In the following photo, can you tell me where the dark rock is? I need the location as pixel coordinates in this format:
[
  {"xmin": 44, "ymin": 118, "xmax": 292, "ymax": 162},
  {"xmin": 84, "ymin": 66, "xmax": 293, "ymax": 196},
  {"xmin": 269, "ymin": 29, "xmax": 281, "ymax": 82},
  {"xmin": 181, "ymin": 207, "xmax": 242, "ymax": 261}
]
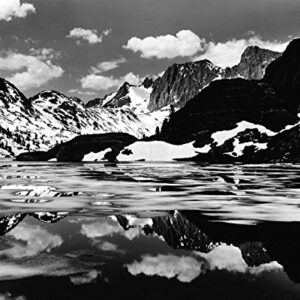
[
  {"xmin": 264, "ymin": 39, "xmax": 300, "ymax": 110},
  {"xmin": 160, "ymin": 79, "xmax": 296, "ymax": 144},
  {"xmin": 16, "ymin": 133, "xmax": 137, "ymax": 162},
  {"xmin": 16, "ymin": 151, "xmax": 54, "ymax": 161},
  {"xmin": 103, "ymin": 82, "xmax": 131, "ymax": 108},
  {"xmin": 142, "ymin": 77, "xmax": 154, "ymax": 89}
]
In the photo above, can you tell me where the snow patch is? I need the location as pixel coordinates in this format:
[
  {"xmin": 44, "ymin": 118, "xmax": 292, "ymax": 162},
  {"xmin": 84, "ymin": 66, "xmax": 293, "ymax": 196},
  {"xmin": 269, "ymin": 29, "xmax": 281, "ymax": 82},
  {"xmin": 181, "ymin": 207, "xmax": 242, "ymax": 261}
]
[
  {"xmin": 83, "ymin": 148, "xmax": 112, "ymax": 162},
  {"xmin": 118, "ymin": 141, "xmax": 205, "ymax": 161},
  {"xmin": 211, "ymin": 121, "xmax": 276, "ymax": 146}
]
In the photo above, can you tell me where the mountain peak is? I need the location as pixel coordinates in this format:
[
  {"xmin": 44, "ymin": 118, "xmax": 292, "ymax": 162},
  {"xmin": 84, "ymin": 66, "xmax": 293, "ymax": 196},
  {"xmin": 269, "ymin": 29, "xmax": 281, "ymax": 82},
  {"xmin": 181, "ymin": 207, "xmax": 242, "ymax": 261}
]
[
  {"xmin": 142, "ymin": 77, "xmax": 154, "ymax": 89},
  {"xmin": 0, "ymin": 78, "xmax": 31, "ymax": 110},
  {"xmin": 241, "ymin": 45, "xmax": 280, "ymax": 62}
]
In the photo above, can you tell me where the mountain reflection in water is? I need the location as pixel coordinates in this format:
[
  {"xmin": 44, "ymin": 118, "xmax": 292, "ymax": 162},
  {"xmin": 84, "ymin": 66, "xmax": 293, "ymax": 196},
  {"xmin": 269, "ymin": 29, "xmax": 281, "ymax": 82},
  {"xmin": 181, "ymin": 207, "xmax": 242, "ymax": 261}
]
[{"xmin": 1, "ymin": 161, "xmax": 300, "ymax": 299}]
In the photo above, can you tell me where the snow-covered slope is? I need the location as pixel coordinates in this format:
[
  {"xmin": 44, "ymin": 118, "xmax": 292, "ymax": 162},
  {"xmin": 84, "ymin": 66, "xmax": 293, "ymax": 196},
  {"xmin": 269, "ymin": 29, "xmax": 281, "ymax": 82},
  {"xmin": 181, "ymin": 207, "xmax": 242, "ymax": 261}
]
[
  {"xmin": 86, "ymin": 81, "xmax": 170, "ymax": 136},
  {"xmin": 0, "ymin": 79, "xmax": 155, "ymax": 157}
]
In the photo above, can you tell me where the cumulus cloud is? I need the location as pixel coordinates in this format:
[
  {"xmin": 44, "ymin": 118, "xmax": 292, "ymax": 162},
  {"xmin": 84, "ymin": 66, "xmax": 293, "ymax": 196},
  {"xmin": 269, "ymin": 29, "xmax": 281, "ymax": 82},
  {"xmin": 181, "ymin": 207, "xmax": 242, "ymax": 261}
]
[
  {"xmin": 194, "ymin": 36, "xmax": 288, "ymax": 68},
  {"xmin": 79, "ymin": 57, "xmax": 142, "ymax": 92},
  {"xmin": 90, "ymin": 58, "xmax": 126, "ymax": 74},
  {"xmin": 126, "ymin": 254, "xmax": 206, "ymax": 283},
  {"xmin": 80, "ymin": 74, "xmax": 121, "ymax": 91},
  {"xmin": 0, "ymin": 223, "xmax": 63, "ymax": 258},
  {"xmin": 80, "ymin": 219, "xmax": 142, "ymax": 240},
  {"xmin": 80, "ymin": 72, "xmax": 142, "ymax": 91},
  {"xmin": 123, "ymin": 30, "xmax": 204, "ymax": 59},
  {"xmin": 126, "ymin": 245, "xmax": 284, "ymax": 283},
  {"xmin": 0, "ymin": 48, "xmax": 64, "ymax": 90},
  {"xmin": 67, "ymin": 28, "xmax": 112, "ymax": 45},
  {"xmin": 0, "ymin": 0, "xmax": 35, "ymax": 21}
]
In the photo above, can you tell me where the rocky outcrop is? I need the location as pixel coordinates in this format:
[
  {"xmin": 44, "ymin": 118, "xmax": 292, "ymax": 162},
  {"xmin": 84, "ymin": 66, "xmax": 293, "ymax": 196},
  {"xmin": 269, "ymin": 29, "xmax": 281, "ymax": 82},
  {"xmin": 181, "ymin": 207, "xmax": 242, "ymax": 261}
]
[
  {"xmin": 148, "ymin": 46, "xmax": 281, "ymax": 111},
  {"xmin": 103, "ymin": 82, "xmax": 131, "ymax": 108},
  {"xmin": 225, "ymin": 46, "xmax": 281, "ymax": 80},
  {"xmin": 16, "ymin": 132, "xmax": 137, "ymax": 162},
  {"xmin": 148, "ymin": 60, "xmax": 222, "ymax": 111}
]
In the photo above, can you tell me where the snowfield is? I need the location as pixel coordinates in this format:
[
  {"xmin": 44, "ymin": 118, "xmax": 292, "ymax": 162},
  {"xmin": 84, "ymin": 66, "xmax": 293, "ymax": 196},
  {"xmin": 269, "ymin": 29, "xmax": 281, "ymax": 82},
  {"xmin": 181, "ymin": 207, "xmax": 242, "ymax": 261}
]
[{"xmin": 117, "ymin": 141, "xmax": 208, "ymax": 161}]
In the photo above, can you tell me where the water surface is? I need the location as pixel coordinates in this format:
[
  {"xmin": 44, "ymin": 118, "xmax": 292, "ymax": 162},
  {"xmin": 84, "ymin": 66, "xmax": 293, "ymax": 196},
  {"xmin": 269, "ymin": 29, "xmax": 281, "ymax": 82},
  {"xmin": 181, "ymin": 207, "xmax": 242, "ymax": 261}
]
[{"xmin": 1, "ymin": 160, "xmax": 300, "ymax": 299}]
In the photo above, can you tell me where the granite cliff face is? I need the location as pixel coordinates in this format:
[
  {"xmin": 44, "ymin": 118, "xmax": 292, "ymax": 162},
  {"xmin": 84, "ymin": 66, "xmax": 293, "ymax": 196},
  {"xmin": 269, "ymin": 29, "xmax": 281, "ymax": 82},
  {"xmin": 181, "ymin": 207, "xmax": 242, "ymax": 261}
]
[
  {"xmin": 148, "ymin": 60, "xmax": 223, "ymax": 111},
  {"xmin": 148, "ymin": 46, "xmax": 281, "ymax": 111},
  {"xmin": 225, "ymin": 46, "xmax": 281, "ymax": 80}
]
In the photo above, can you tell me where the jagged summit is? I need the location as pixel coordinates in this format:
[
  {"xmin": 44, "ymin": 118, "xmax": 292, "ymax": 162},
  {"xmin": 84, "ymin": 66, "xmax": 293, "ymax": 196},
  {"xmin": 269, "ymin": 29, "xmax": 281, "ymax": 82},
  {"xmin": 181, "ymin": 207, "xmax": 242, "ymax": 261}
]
[
  {"xmin": 148, "ymin": 46, "xmax": 281, "ymax": 111},
  {"xmin": 225, "ymin": 46, "xmax": 281, "ymax": 80},
  {"xmin": 148, "ymin": 59, "xmax": 222, "ymax": 111}
]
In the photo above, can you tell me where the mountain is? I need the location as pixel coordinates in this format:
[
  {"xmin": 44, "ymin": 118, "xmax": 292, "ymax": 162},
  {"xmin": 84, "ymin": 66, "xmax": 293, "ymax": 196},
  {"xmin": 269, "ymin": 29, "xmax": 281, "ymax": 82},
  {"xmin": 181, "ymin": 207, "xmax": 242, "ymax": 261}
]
[
  {"xmin": 159, "ymin": 78, "xmax": 295, "ymax": 144},
  {"xmin": 87, "ymin": 46, "xmax": 279, "ymax": 115},
  {"xmin": 0, "ymin": 44, "xmax": 288, "ymax": 159},
  {"xmin": 87, "ymin": 81, "xmax": 152, "ymax": 114},
  {"xmin": 0, "ymin": 83, "xmax": 154, "ymax": 157},
  {"xmin": 148, "ymin": 46, "xmax": 281, "ymax": 111},
  {"xmin": 224, "ymin": 46, "xmax": 281, "ymax": 80},
  {"xmin": 155, "ymin": 38, "xmax": 300, "ymax": 163},
  {"xmin": 148, "ymin": 60, "xmax": 223, "ymax": 111}
]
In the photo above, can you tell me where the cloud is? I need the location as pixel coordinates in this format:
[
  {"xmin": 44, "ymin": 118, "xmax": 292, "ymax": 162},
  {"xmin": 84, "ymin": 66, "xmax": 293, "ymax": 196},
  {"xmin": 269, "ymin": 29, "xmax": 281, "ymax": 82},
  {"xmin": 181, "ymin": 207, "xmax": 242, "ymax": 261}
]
[
  {"xmin": 90, "ymin": 58, "xmax": 126, "ymax": 74},
  {"xmin": 200, "ymin": 244, "xmax": 248, "ymax": 272},
  {"xmin": 67, "ymin": 28, "xmax": 112, "ymax": 45},
  {"xmin": 0, "ymin": 223, "xmax": 62, "ymax": 258},
  {"xmin": 81, "ymin": 220, "xmax": 123, "ymax": 238},
  {"xmin": 70, "ymin": 270, "xmax": 100, "ymax": 285},
  {"xmin": 194, "ymin": 36, "xmax": 288, "ymax": 68},
  {"xmin": 80, "ymin": 219, "xmax": 142, "ymax": 240},
  {"xmin": 123, "ymin": 30, "xmax": 204, "ymax": 59},
  {"xmin": 126, "ymin": 254, "xmax": 206, "ymax": 283},
  {"xmin": 126, "ymin": 245, "xmax": 284, "ymax": 283},
  {"xmin": 80, "ymin": 74, "xmax": 121, "ymax": 91},
  {"xmin": 68, "ymin": 89, "xmax": 96, "ymax": 96},
  {"xmin": 0, "ymin": 48, "xmax": 64, "ymax": 90},
  {"xmin": 0, "ymin": 0, "xmax": 35, "ymax": 21},
  {"xmin": 80, "ymin": 72, "xmax": 142, "ymax": 91}
]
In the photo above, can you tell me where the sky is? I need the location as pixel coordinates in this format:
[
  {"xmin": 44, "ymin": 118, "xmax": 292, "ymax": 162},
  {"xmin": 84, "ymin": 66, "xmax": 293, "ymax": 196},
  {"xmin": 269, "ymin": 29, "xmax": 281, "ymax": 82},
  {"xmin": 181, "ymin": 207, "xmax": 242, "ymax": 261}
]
[{"xmin": 0, "ymin": 0, "xmax": 299, "ymax": 101}]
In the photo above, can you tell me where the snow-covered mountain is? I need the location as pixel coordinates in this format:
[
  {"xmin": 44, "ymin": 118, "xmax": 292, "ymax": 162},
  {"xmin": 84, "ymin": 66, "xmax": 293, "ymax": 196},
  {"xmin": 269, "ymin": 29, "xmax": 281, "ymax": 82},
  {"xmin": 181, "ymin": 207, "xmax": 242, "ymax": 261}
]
[
  {"xmin": 0, "ymin": 45, "xmax": 282, "ymax": 158},
  {"xmin": 0, "ymin": 79, "xmax": 157, "ymax": 157},
  {"xmin": 87, "ymin": 46, "xmax": 280, "ymax": 114}
]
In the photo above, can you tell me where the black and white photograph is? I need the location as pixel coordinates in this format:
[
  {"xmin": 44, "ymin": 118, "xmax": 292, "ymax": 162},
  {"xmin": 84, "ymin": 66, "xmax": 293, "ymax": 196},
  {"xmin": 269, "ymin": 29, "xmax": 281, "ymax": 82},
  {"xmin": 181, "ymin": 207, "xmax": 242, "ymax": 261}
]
[{"xmin": 0, "ymin": 0, "xmax": 300, "ymax": 299}]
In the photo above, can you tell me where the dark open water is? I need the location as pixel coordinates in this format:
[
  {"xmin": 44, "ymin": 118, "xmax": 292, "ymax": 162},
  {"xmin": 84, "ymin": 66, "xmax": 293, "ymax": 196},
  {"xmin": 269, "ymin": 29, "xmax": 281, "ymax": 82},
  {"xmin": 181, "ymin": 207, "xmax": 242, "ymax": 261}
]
[{"xmin": 1, "ymin": 160, "xmax": 300, "ymax": 299}]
